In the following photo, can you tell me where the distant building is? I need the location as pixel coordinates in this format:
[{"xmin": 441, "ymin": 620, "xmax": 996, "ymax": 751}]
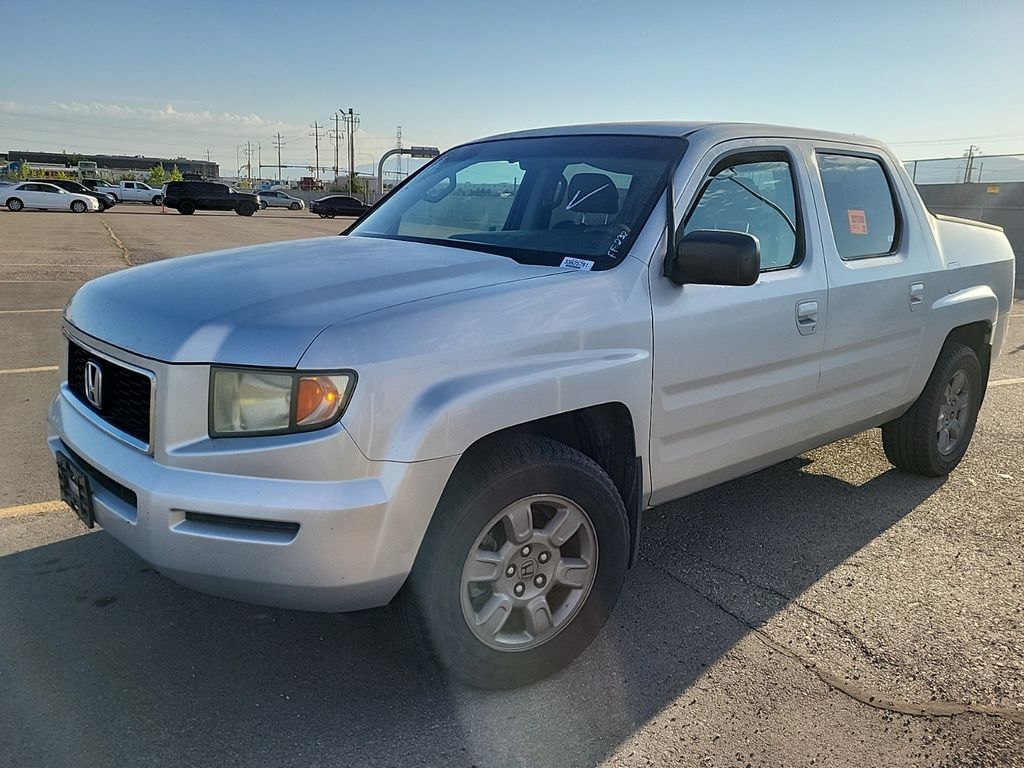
[{"xmin": 4, "ymin": 150, "xmax": 219, "ymax": 179}]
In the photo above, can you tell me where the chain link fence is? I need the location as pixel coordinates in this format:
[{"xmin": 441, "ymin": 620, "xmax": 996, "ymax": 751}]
[{"xmin": 905, "ymin": 154, "xmax": 1024, "ymax": 185}]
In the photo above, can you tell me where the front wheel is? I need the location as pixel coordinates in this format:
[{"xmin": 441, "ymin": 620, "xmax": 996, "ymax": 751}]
[
  {"xmin": 7, "ymin": 198, "xmax": 24, "ymax": 211},
  {"xmin": 259, "ymin": 200, "xmax": 268, "ymax": 210},
  {"xmin": 70, "ymin": 200, "xmax": 87, "ymax": 213},
  {"xmin": 289, "ymin": 202, "xmax": 301, "ymax": 210},
  {"xmin": 152, "ymin": 195, "xmax": 163, "ymax": 206},
  {"xmin": 237, "ymin": 202, "xmax": 256, "ymax": 216},
  {"xmin": 882, "ymin": 342, "xmax": 983, "ymax": 476},
  {"xmin": 400, "ymin": 434, "xmax": 629, "ymax": 689}
]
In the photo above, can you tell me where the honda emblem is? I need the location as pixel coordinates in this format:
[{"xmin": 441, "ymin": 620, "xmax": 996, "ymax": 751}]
[{"xmin": 84, "ymin": 360, "xmax": 102, "ymax": 408}]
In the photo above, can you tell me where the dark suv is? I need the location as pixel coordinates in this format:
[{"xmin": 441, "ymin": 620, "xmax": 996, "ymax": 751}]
[
  {"xmin": 30, "ymin": 179, "xmax": 117, "ymax": 211},
  {"xmin": 163, "ymin": 181, "xmax": 260, "ymax": 216}
]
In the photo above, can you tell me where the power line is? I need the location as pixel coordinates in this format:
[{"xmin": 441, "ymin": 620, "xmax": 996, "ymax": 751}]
[{"xmin": 888, "ymin": 132, "xmax": 1024, "ymax": 146}]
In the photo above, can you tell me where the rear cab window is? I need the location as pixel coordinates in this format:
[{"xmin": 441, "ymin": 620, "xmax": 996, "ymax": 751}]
[{"xmin": 816, "ymin": 152, "xmax": 901, "ymax": 259}]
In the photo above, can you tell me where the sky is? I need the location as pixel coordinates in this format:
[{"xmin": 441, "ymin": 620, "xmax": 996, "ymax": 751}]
[{"xmin": 2, "ymin": 0, "xmax": 1023, "ymax": 179}]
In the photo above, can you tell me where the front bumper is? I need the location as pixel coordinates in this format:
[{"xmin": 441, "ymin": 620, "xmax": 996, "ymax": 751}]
[{"xmin": 47, "ymin": 368, "xmax": 457, "ymax": 613}]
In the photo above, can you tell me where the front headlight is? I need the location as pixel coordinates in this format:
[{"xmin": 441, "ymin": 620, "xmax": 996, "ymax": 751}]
[{"xmin": 210, "ymin": 367, "xmax": 355, "ymax": 436}]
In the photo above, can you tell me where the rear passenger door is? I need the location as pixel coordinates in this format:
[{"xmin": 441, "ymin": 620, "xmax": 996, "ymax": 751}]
[
  {"xmin": 649, "ymin": 141, "xmax": 829, "ymax": 504},
  {"xmin": 807, "ymin": 145, "xmax": 932, "ymax": 430}
]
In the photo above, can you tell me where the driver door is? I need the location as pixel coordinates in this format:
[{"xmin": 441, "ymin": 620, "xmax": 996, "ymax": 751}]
[{"xmin": 649, "ymin": 140, "xmax": 829, "ymax": 504}]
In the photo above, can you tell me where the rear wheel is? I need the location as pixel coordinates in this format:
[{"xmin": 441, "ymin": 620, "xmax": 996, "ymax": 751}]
[
  {"xmin": 178, "ymin": 200, "xmax": 196, "ymax": 215},
  {"xmin": 400, "ymin": 434, "xmax": 629, "ymax": 689},
  {"xmin": 7, "ymin": 198, "xmax": 24, "ymax": 212},
  {"xmin": 70, "ymin": 200, "xmax": 87, "ymax": 213},
  {"xmin": 882, "ymin": 342, "xmax": 983, "ymax": 476}
]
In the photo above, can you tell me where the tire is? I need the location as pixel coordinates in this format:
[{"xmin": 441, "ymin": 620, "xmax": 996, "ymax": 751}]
[
  {"xmin": 318, "ymin": 213, "xmax": 328, "ymax": 218},
  {"xmin": 111, "ymin": 195, "xmax": 120, "ymax": 203},
  {"xmin": 7, "ymin": 198, "xmax": 24, "ymax": 212},
  {"xmin": 882, "ymin": 342, "xmax": 982, "ymax": 477},
  {"xmin": 152, "ymin": 195, "xmax": 163, "ymax": 206},
  {"xmin": 237, "ymin": 202, "xmax": 256, "ymax": 217},
  {"xmin": 400, "ymin": 434, "xmax": 629, "ymax": 689},
  {"xmin": 178, "ymin": 200, "xmax": 196, "ymax": 215},
  {"xmin": 259, "ymin": 200, "xmax": 268, "ymax": 210},
  {"xmin": 289, "ymin": 202, "xmax": 300, "ymax": 210},
  {"xmin": 70, "ymin": 200, "xmax": 87, "ymax": 213}
]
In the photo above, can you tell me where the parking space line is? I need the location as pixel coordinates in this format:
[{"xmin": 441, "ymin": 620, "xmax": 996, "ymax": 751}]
[
  {"xmin": 0, "ymin": 366, "xmax": 58, "ymax": 375},
  {"xmin": 0, "ymin": 500, "xmax": 67, "ymax": 519},
  {"xmin": 0, "ymin": 308, "xmax": 62, "ymax": 315},
  {"xmin": 989, "ymin": 377, "xmax": 1024, "ymax": 388}
]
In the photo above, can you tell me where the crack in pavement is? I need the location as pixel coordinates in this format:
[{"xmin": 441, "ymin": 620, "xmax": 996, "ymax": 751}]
[
  {"xmin": 641, "ymin": 555, "xmax": 1024, "ymax": 726},
  {"xmin": 654, "ymin": 543, "xmax": 893, "ymax": 669},
  {"xmin": 101, "ymin": 222, "xmax": 133, "ymax": 267}
]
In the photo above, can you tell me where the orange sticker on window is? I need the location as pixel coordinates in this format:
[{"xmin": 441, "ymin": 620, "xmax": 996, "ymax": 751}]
[{"xmin": 848, "ymin": 209, "xmax": 867, "ymax": 235}]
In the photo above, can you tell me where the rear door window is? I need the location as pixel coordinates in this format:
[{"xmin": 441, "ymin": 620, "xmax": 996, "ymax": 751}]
[{"xmin": 816, "ymin": 153, "xmax": 899, "ymax": 259}]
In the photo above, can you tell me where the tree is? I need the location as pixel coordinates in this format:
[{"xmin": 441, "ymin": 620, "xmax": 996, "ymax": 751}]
[
  {"xmin": 168, "ymin": 165, "xmax": 183, "ymax": 182},
  {"xmin": 15, "ymin": 162, "xmax": 35, "ymax": 180},
  {"xmin": 147, "ymin": 164, "xmax": 166, "ymax": 187}
]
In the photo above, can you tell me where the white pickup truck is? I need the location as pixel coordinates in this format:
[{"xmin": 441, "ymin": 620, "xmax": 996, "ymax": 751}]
[
  {"xmin": 107, "ymin": 181, "xmax": 163, "ymax": 205},
  {"xmin": 50, "ymin": 122, "xmax": 1015, "ymax": 688}
]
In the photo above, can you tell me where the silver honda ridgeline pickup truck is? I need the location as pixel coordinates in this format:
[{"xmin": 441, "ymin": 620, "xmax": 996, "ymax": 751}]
[{"xmin": 50, "ymin": 123, "xmax": 1015, "ymax": 688}]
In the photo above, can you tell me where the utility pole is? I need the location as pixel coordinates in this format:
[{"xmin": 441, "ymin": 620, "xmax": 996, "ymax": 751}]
[
  {"xmin": 340, "ymin": 107, "xmax": 359, "ymax": 194},
  {"xmin": 309, "ymin": 121, "xmax": 326, "ymax": 181},
  {"xmin": 273, "ymin": 133, "xmax": 285, "ymax": 184},
  {"xmin": 963, "ymin": 145, "xmax": 980, "ymax": 183},
  {"xmin": 205, "ymin": 149, "xmax": 212, "ymax": 162},
  {"xmin": 395, "ymin": 125, "xmax": 402, "ymax": 184},
  {"xmin": 245, "ymin": 140, "xmax": 254, "ymax": 185},
  {"xmin": 330, "ymin": 113, "xmax": 343, "ymax": 184}
]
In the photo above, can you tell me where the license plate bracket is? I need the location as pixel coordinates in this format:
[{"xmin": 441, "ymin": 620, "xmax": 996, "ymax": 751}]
[{"xmin": 56, "ymin": 452, "xmax": 95, "ymax": 528}]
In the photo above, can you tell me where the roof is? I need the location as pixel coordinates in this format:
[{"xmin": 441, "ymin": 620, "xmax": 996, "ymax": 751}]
[{"xmin": 476, "ymin": 121, "xmax": 887, "ymax": 149}]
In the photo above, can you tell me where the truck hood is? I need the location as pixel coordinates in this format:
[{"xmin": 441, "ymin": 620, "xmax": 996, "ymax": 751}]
[{"xmin": 66, "ymin": 235, "xmax": 563, "ymax": 366}]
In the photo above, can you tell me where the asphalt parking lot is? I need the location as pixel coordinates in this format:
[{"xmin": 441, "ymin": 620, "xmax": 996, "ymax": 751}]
[{"xmin": 1, "ymin": 205, "xmax": 1022, "ymax": 767}]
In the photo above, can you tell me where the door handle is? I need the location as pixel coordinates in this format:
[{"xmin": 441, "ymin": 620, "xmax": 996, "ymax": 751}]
[
  {"xmin": 796, "ymin": 300, "xmax": 818, "ymax": 336},
  {"xmin": 910, "ymin": 281, "xmax": 924, "ymax": 310}
]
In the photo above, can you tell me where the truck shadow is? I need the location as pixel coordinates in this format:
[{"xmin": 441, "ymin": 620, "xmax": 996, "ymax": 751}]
[{"xmin": 0, "ymin": 449, "xmax": 942, "ymax": 768}]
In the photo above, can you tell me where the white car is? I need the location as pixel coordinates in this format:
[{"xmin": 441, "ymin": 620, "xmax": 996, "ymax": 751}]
[
  {"xmin": 1, "ymin": 182, "xmax": 100, "ymax": 213},
  {"xmin": 258, "ymin": 190, "xmax": 304, "ymax": 210}
]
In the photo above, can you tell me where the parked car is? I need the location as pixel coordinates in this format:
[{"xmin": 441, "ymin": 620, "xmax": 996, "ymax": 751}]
[
  {"xmin": 30, "ymin": 179, "xmax": 117, "ymax": 211},
  {"xmin": 49, "ymin": 122, "xmax": 1015, "ymax": 689},
  {"xmin": 105, "ymin": 181, "xmax": 163, "ymax": 205},
  {"xmin": 1, "ymin": 181, "xmax": 99, "ymax": 212},
  {"xmin": 162, "ymin": 181, "xmax": 260, "ymax": 216},
  {"xmin": 309, "ymin": 194, "xmax": 368, "ymax": 218},
  {"xmin": 83, "ymin": 180, "xmax": 120, "ymax": 197},
  {"xmin": 258, "ymin": 190, "xmax": 304, "ymax": 210}
]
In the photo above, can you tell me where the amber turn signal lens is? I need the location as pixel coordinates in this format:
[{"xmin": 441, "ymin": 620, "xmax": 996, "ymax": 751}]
[{"xmin": 295, "ymin": 375, "xmax": 345, "ymax": 426}]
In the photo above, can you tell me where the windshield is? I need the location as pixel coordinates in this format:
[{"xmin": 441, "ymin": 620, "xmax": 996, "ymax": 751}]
[{"xmin": 350, "ymin": 135, "xmax": 685, "ymax": 270}]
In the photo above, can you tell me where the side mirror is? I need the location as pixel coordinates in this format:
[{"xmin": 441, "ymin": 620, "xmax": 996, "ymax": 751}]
[{"xmin": 667, "ymin": 230, "xmax": 761, "ymax": 286}]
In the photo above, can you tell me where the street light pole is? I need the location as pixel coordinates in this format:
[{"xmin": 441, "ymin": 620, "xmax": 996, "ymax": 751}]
[{"xmin": 376, "ymin": 146, "xmax": 440, "ymax": 196}]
